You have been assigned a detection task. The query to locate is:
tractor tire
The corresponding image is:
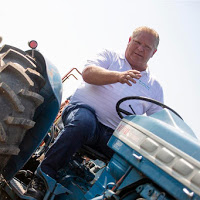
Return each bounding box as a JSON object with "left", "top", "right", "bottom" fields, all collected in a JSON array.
[{"left": 0, "top": 45, "right": 45, "bottom": 173}]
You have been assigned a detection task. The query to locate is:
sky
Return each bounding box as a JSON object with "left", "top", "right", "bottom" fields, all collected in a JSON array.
[{"left": 1, "top": 0, "right": 200, "bottom": 139}]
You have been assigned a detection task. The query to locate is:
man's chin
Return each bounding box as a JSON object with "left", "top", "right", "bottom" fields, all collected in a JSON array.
[{"left": 131, "top": 61, "right": 147, "bottom": 71}]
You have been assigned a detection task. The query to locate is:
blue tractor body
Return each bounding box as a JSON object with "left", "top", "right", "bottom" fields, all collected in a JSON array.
[
  {"left": 29, "top": 109, "right": 199, "bottom": 200},
  {"left": 106, "top": 110, "right": 200, "bottom": 199},
  {"left": 52, "top": 109, "right": 200, "bottom": 200}
]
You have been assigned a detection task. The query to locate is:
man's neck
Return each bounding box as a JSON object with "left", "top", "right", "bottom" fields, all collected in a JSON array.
[
  {"left": 131, "top": 64, "right": 148, "bottom": 72},
  {"left": 125, "top": 54, "right": 147, "bottom": 71}
]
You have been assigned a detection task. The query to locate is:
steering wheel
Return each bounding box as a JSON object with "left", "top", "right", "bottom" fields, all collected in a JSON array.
[{"left": 116, "top": 96, "right": 182, "bottom": 120}]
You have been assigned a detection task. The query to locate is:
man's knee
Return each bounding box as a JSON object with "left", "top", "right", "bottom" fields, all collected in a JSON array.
[
  {"left": 65, "top": 106, "right": 95, "bottom": 121},
  {"left": 62, "top": 106, "right": 97, "bottom": 138}
]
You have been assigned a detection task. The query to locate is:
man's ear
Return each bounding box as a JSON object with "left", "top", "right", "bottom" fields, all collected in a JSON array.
[
  {"left": 151, "top": 49, "right": 157, "bottom": 57},
  {"left": 153, "top": 49, "right": 157, "bottom": 55},
  {"left": 128, "top": 37, "right": 132, "bottom": 43}
]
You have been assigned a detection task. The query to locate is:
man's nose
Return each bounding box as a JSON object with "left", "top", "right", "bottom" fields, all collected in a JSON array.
[{"left": 137, "top": 44, "right": 144, "bottom": 51}]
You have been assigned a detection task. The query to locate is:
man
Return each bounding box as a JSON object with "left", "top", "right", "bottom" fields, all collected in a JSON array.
[{"left": 26, "top": 26, "right": 164, "bottom": 199}]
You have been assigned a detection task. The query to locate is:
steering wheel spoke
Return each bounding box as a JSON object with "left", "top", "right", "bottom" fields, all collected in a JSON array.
[{"left": 118, "top": 108, "right": 133, "bottom": 116}]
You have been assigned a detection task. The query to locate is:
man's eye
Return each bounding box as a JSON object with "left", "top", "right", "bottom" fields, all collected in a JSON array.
[
  {"left": 145, "top": 46, "right": 151, "bottom": 50},
  {"left": 134, "top": 40, "right": 140, "bottom": 45}
]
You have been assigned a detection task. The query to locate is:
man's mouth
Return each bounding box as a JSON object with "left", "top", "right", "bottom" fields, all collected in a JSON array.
[{"left": 134, "top": 52, "right": 143, "bottom": 57}]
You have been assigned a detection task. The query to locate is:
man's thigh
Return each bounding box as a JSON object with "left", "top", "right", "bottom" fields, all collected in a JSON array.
[{"left": 62, "top": 103, "right": 99, "bottom": 144}]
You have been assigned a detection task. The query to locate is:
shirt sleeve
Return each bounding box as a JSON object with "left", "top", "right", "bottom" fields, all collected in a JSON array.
[{"left": 84, "top": 49, "right": 113, "bottom": 70}]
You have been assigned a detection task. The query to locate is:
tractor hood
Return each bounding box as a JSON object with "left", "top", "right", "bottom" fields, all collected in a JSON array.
[{"left": 111, "top": 109, "right": 200, "bottom": 197}]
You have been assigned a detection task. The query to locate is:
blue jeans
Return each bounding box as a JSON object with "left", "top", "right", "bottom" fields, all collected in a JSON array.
[{"left": 41, "top": 102, "right": 114, "bottom": 179}]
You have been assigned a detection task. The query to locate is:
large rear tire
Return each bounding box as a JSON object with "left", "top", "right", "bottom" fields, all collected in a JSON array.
[{"left": 0, "top": 45, "right": 45, "bottom": 172}]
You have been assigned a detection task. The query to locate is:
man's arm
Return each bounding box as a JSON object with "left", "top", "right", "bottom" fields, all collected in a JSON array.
[{"left": 82, "top": 65, "right": 142, "bottom": 86}]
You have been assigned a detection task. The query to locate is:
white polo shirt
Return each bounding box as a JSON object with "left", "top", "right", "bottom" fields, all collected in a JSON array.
[{"left": 71, "top": 49, "right": 164, "bottom": 130}]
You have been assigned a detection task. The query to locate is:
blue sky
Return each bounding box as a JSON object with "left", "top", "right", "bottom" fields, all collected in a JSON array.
[{"left": 1, "top": 0, "right": 200, "bottom": 139}]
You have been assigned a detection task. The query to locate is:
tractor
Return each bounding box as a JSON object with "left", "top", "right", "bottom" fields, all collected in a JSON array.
[{"left": 0, "top": 42, "right": 199, "bottom": 200}]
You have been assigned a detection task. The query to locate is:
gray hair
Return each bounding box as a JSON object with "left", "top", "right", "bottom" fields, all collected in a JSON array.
[{"left": 131, "top": 26, "right": 159, "bottom": 49}]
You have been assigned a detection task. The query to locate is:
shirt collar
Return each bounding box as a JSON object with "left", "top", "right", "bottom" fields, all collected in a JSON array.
[{"left": 119, "top": 53, "right": 150, "bottom": 75}]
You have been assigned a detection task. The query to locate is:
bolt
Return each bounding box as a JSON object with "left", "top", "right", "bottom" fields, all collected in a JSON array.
[
  {"left": 137, "top": 185, "right": 143, "bottom": 192},
  {"left": 148, "top": 189, "right": 154, "bottom": 196}
]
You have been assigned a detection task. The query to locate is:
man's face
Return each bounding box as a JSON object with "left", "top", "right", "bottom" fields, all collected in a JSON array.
[{"left": 125, "top": 31, "right": 157, "bottom": 71}]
